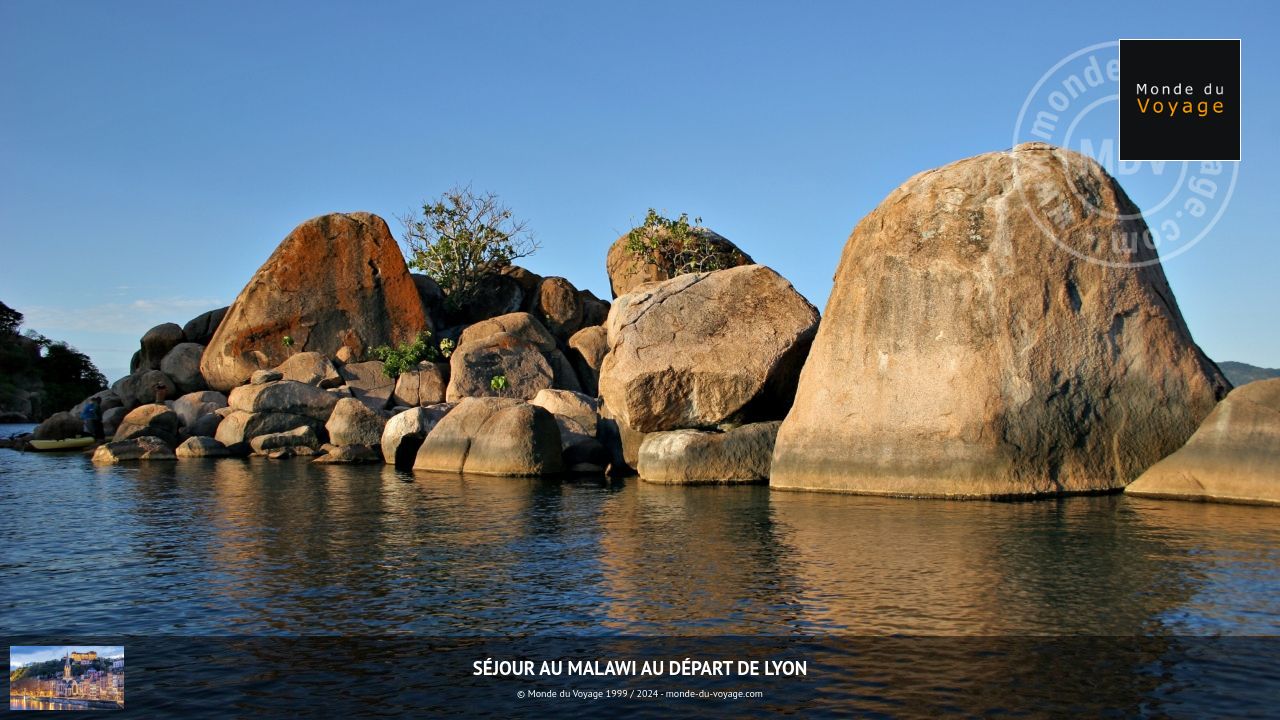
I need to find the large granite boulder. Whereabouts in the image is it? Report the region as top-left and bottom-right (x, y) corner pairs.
(176, 436), (231, 458)
(181, 306), (228, 346)
(381, 403), (453, 469)
(160, 342), (206, 394)
(214, 409), (322, 447)
(771, 143), (1231, 499)
(139, 323), (185, 371)
(567, 325), (608, 397)
(529, 389), (598, 437)
(200, 212), (429, 391)
(326, 397), (387, 447)
(578, 289), (610, 328)
(338, 360), (395, 411)
(457, 312), (557, 352)
(112, 369), (177, 409)
(392, 362), (449, 407)
(274, 352), (342, 388)
(113, 404), (180, 446)
(446, 332), (554, 402)
(531, 276), (584, 340)
(413, 397), (562, 476)
(605, 225), (752, 298)
(600, 264), (819, 432)
(228, 380), (338, 421)
(1126, 379), (1280, 505)
(32, 411), (84, 440)
(637, 421), (780, 484)
(250, 425), (320, 454)
(173, 391), (228, 428)
(92, 436), (176, 463)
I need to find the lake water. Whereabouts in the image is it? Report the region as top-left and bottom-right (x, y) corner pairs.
(2, 422), (1278, 717)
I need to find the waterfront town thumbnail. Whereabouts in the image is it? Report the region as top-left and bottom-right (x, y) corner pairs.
(9, 647), (124, 710)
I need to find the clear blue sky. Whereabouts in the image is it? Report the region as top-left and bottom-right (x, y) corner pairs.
(2, 0), (1276, 382)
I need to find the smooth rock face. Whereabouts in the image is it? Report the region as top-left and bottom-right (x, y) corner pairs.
(228, 380), (338, 422)
(200, 212), (428, 391)
(140, 323), (185, 371)
(274, 352), (343, 388)
(313, 444), (382, 464)
(112, 370), (177, 409)
(530, 389), (599, 437)
(600, 264), (820, 432)
(382, 404), (453, 468)
(446, 333), (554, 402)
(771, 143), (1230, 498)
(173, 391), (228, 429)
(250, 425), (320, 454)
(176, 436), (231, 458)
(215, 410), (321, 447)
(392, 362), (449, 407)
(413, 397), (562, 476)
(160, 342), (207, 394)
(567, 325), (608, 397)
(32, 411), (84, 440)
(532, 277), (584, 339)
(457, 312), (557, 352)
(605, 226), (753, 298)
(114, 404), (180, 446)
(92, 436), (176, 463)
(1126, 379), (1280, 505)
(181, 306), (228, 346)
(326, 397), (387, 447)
(638, 421), (780, 484)
(338, 361), (395, 411)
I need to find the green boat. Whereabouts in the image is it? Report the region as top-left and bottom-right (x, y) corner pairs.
(27, 436), (96, 452)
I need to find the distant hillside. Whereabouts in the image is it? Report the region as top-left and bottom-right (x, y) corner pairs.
(1218, 361), (1280, 388)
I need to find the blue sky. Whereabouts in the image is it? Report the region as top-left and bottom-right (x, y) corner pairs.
(9, 646), (123, 669)
(2, 0), (1276, 382)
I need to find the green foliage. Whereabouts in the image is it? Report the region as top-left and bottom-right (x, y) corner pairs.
(282, 335), (294, 348)
(371, 331), (440, 378)
(438, 337), (456, 359)
(489, 374), (508, 391)
(0, 300), (106, 420)
(625, 208), (735, 277)
(399, 186), (539, 313)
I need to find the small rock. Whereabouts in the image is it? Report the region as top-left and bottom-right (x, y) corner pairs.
(92, 436), (176, 463)
(176, 436), (231, 458)
(251, 370), (284, 385)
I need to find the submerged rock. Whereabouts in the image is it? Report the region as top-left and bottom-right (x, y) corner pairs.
(638, 421), (780, 484)
(1126, 379), (1280, 505)
(92, 436), (176, 463)
(176, 436), (232, 458)
(770, 143), (1230, 499)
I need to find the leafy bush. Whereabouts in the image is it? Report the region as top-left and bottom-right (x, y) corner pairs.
(371, 331), (440, 378)
(489, 374), (508, 391)
(625, 209), (736, 276)
(399, 186), (538, 312)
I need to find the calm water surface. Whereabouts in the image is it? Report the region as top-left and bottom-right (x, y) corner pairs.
(2, 425), (1276, 636)
(2, 424), (1279, 717)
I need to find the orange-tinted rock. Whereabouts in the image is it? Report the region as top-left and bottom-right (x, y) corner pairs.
(200, 213), (428, 391)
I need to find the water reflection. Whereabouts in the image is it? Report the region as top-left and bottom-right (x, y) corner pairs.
(0, 451), (1277, 636)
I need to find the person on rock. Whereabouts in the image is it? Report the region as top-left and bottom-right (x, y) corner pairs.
(81, 397), (103, 440)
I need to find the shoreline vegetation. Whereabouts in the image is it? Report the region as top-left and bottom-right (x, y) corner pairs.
(3, 143), (1277, 506)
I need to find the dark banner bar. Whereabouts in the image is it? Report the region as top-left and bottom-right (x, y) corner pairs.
(6, 636), (1279, 718)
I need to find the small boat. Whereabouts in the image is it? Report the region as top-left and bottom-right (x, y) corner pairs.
(27, 436), (96, 452)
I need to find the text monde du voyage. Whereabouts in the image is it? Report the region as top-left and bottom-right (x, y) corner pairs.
(1135, 82), (1228, 118)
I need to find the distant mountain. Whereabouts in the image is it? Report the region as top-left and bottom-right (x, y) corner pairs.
(1217, 361), (1280, 388)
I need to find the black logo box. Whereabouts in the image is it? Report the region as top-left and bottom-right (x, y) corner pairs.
(1119, 39), (1240, 161)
